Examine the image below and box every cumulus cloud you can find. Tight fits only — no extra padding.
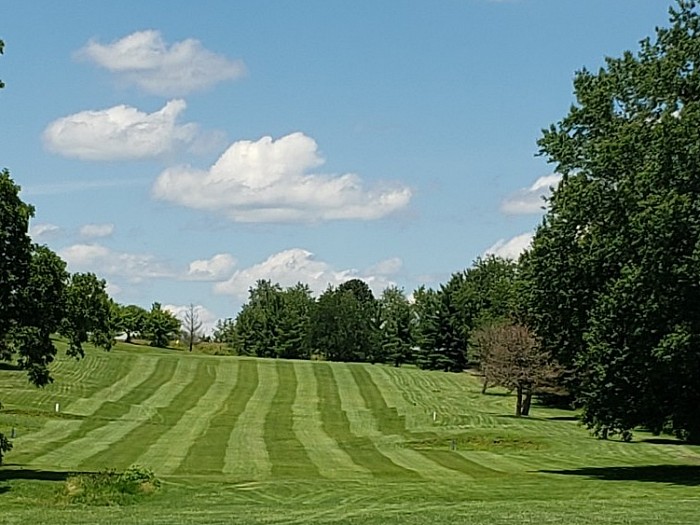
[152,132,412,223]
[29,222,61,241]
[59,243,173,283]
[43,99,198,161]
[164,304,218,336]
[186,253,237,281]
[500,174,562,215]
[214,248,398,299]
[77,30,246,96]
[79,223,115,239]
[484,232,533,260]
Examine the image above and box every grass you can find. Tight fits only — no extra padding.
[0,342,699,524]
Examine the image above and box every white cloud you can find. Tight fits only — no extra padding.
[79,223,114,239]
[59,243,173,283]
[43,99,198,161]
[152,132,412,223]
[214,248,397,299]
[186,253,237,281]
[29,222,61,241]
[484,232,533,260]
[163,304,218,336]
[77,30,246,96]
[105,281,122,297]
[500,174,562,215]
[366,257,403,276]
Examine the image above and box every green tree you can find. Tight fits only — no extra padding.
[212,318,235,345]
[9,245,69,386]
[378,286,412,367]
[114,304,148,343]
[410,286,466,372]
[145,303,180,348]
[310,284,376,362]
[59,272,114,357]
[276,283,314,359]
[522,0,700,442]
[234,280,283,357]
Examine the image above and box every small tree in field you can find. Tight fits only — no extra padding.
[182,303,203,352]
[472,321,561,417]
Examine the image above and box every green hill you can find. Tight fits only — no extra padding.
[1,343,699,524]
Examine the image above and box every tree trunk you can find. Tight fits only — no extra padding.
[522,388,533,416]
[515,385,523,417]
[481,378,488,394]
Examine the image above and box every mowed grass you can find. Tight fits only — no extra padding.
[1,343,700,524]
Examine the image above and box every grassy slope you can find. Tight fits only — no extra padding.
[1,342,699,524]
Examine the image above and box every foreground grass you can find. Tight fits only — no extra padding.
[1,342,699,524]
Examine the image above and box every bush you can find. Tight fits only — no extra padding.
[60,465,160,506]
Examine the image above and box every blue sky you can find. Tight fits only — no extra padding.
[1,1,672,330]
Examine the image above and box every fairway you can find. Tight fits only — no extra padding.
[1,344,700,524]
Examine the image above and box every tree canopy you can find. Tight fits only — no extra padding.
[522,0,700,442]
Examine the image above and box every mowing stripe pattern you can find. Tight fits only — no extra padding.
[223,359,277,479]
[28,357,198,469]
[292,361,370,479]
[135,361,237,474]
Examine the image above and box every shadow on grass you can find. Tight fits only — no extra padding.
[547,415,579,421]
[0,362,22,371]
[639,438,686,446]
[541,465,700,486]
[0,467,71,482]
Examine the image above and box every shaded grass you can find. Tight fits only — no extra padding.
[541,464,700,486]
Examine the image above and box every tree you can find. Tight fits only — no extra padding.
[114,304,148,343]
[472,321,561,416]
[212,318,235,345]
[9,245,69,386]
[276,283,314,359]
[521,1,700,442]
[378,286,412,367]
[181,303,203,352]
[410,286,466,372]
[310,284,376,362]
[145,303,180,348]
[59,273,114,358]
[234,280,284,357]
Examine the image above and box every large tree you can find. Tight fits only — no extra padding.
[522,1,700,442]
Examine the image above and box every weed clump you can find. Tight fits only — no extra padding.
[60,465,160,506]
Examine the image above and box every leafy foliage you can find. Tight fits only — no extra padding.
[114,304,148,343]
[310,283,378,362]
[145,303,180,348]
[378,286,413,366]
[522,0,700,442]
[60,272,114,358]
